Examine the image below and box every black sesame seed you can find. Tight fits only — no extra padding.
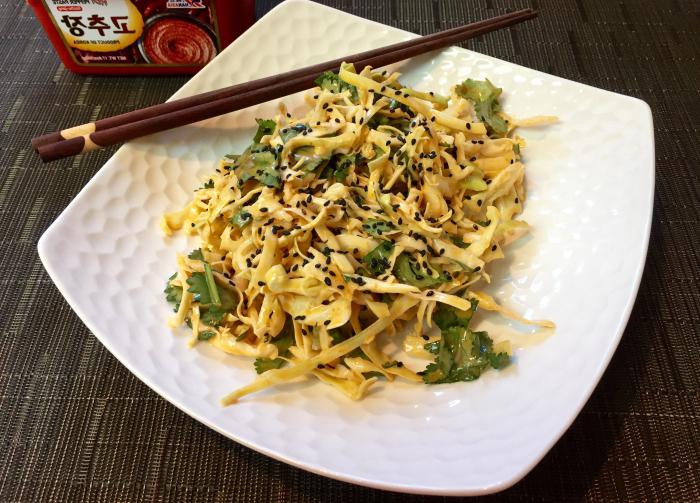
[426,290,435,297]
[324,320,331,326]
[335,118,341,123]
[477,200,482,207]
[324,277,332,286]
[257,281,265,287]
[422,335,430,340]
[322,300,330,305]
[515,197,520,204]
[491,245,497,251]
[338,285,345,290]
[466,122,471,130]
[260,207,269,213]
[474,266,481,272]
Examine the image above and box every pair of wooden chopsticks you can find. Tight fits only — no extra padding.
[33,9,536,163]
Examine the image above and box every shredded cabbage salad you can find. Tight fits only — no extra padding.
[161,63,555,404]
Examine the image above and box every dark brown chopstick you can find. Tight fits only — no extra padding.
[34,9,536,163]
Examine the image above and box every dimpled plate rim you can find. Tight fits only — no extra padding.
[38,0,654,496]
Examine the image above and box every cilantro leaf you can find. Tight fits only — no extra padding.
[422,300,510,384]
[393,253,448,289]
[293,146,331,172]
[488,351,511,369]
[187,272,237,327]
[199,292,236,326]
[455,79,508,137]
[164,273,182,312]
[254,318,295,374]
[198,331,216,341]
[230,210,252,229]
[314,71,358,100]
[362,240,394,276]
[272,322,295,355]
[424,341,440,355]
[449,235,470,249]
[235,148,281,188]
[199,178,214,189]
[362,218,396,236]
[253,118,276,143]
[187,273,212,304]
[279,123,308,143]
[433,299,479,331]
[188,248,204,261]
[422,327,506,383]
[321,153,355,182]
[367,114,390,129]
[254,358,285,373]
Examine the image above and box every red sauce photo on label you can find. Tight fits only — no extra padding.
[140,15,217,65]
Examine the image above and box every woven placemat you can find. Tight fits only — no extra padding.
[1,0,698,501]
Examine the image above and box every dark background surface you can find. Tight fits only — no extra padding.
[1,0,699,501]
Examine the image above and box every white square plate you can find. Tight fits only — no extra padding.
[38,0,654,495]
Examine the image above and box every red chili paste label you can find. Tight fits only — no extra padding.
[40,0,220,67]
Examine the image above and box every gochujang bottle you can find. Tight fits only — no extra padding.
[28,0,255,75]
